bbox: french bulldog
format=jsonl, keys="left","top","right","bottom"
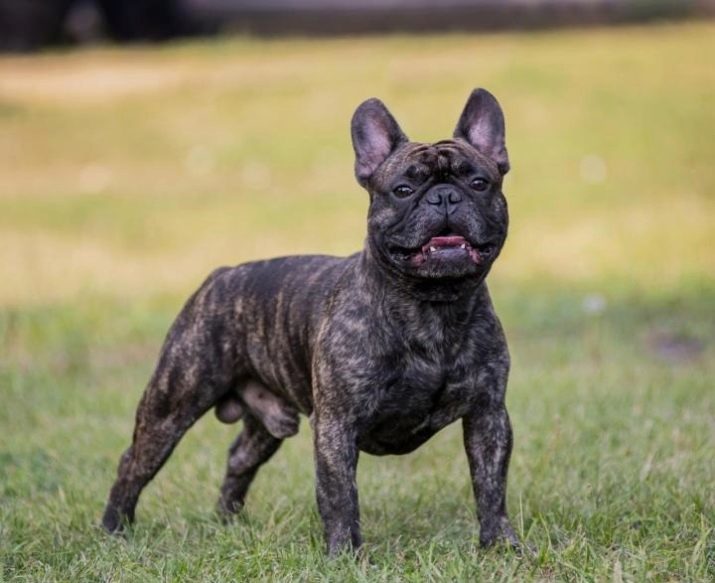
{"left": 102, "top": 88, "right": 519, "bottom": 556}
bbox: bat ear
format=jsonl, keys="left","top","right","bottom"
{"left": 454, "top": 88, "right": 509, "bottom": 174}
{"left": 351, "top": 98, "right": 408, "bottom": 186}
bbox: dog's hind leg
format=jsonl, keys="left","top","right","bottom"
{"left": 102, "top": 270, "right": 238, "bottom": 533}
{"left": 217, "top": 413, "right": 283, "bottom": 517}
{"left": 101, "top": 353, "right": 226, "bottom": 533}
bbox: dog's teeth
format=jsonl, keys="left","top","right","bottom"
{"left": 429, "top": 246, "right": 437, "bottom": 253}
{"left": 460, "top": 243, "right": 467, "bottom": 249}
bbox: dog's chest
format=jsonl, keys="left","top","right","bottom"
{"left": 356, "top": 348, "right": 474, "bottom": 456}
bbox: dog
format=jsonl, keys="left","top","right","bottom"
{"left": 102, "top": 88, "right": 519, "bottom": 556}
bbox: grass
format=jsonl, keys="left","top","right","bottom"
{"left": 1, "top": 21, "right": 714, "bottom": 581}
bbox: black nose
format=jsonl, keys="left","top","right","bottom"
{"left": 426, "top": 185, "right": 463, "bottom": 213}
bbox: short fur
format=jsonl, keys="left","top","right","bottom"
{"left": 102, "top": 88, "right": 519, "bottom": 556}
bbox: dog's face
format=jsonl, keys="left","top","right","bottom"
{"left": 352, "top": 89, "right": 509, "bottom": 282}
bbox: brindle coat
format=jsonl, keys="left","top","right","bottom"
{"left": 102, "top": 88, "right": 519, "bottom": 556}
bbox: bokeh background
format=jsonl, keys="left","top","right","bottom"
{"left": 1, "top": 3, "right": 713, "bottom": 580}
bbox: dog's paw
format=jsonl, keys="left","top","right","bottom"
{"left": 479, "top": 517, "right": 521, "bottom": 551}
{"left": 216, "top": 497, "right": 245, "bottom": 523}
{"left": 101, "top": 505, "right": 129, "bottom": 534}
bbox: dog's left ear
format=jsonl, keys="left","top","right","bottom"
{"left": 351, "top": 98, "right": 408, "bottom": 187}
{"left": 454, "top": 88, "right": 509, "bottom": 174}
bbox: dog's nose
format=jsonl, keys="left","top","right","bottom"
{"left": 426, "top": 186, "right": 462, "bottom": 213}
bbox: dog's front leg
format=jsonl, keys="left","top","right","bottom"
{"left": 463, "top": 404, "right": 520, "bottom": 549}
{"left": 313, "top": 414, "right": 361, "bottom": 556}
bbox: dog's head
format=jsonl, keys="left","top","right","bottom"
{"left": 352, "top": 89, "right": 509, "bottom": 288}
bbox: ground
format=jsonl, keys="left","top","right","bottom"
{"left": 0, "top": 22, "right": 713, "bottom": 581}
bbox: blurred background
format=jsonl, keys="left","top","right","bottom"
{"left": 1, "top": 2, "right": 713, "bottom": 579}
{"left": 1, "top": 2, "right": 713, "bottom": 301}
{"left": 2, "top": 0, "right": 715, "bottom": 51}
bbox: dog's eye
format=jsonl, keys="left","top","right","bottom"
{"left": 470, "top": 177, "right": 490, "bottom": 192}
{"left": 393, "top": 185, "right": 414, "bottom": 198}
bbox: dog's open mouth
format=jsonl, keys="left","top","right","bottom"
{"left": 404, "top": 235, "right": 495, "bottom": 266}
{"left": 420, "top": 235, "right": 479, "bottom": 264}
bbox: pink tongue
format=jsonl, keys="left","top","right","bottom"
{"left": 426, "top": 236, "right": 467, "bottom": 248}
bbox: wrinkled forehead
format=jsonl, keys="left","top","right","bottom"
{"left": 391, "top": 139, "right": 501, "bottom": 181}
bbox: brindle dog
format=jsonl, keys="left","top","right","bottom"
{"left": 103, "top": 88, "right": 519, "bottom": 556}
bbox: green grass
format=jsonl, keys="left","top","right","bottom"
{"left": 1, "top": 22, "right": 714, "bottom": 581}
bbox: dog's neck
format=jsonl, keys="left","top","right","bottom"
{"left": 356, "top": 248, "right": 492, "bottom": 350}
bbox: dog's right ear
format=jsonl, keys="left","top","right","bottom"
{"left": 454, "top": 88, "right": 509, "bottom": 175}
{"left": 351, "top": 98, "right": 408, "bottom": 187}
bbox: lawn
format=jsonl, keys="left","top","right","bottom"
{"left": 1, "top": 22, "right": 713, "bottom": 581}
